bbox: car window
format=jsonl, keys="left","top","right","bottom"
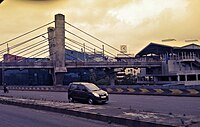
{"left": 77, "top": 85, "right": 87, "bottom": 91}
{"left": 69, "top": 84, "right": 77, "bottom": 90}
{"left": 85, "top": 83, "right": 100, "bottom": 91}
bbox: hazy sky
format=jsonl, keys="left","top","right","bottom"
{"left": 0, "top": 0, "right": 200, "bottom": 56}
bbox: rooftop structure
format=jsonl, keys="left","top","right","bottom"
{"left": 136, "top": 43, "right": 200, "bottom": 86}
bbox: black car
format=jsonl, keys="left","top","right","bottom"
{"left": 68, "top": 82, "right": 109, "bottom": 104}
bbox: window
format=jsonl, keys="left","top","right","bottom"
{"left": 180, "top": 75, "right": 185, "bottom": 81}
{"left": 77, "top": 85, "right": 87, "bottom": 91}
{"left": 84, "top": 83, "right": 100, "bottom": 91}
{"left": 187, "top": 75, "right": 196, "bottom": 81}
{"left": 69, "top": 84, "right": 77, "bottom": 90}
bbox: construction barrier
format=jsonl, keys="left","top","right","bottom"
{"left": 1, "top": 86, "right": 200, "bottom": 97}
{"left": 102, "top": 87, "right": 200, "bottom": 97}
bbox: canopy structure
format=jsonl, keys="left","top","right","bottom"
{"left": 136, "top": 43, "right": 200, "bottom": 57}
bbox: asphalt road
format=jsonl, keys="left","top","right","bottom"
{"left": 1, "top": 90, "right": 200, "bottom": 116}
{"left": 0, "top": 104, "right": 124, "bottom": 127}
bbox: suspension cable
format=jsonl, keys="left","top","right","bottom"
{"left": 22, "top": 44, "right": 48, "bottom": 57}
{"left": 65, "top": 37, "right": 115, "bottom": 59}
{"left": 31, "top": 49, "right": 49, "bottom": 58}
{"left": 12, "top": 39, "right": 48, "bottom": 56}
{"left": 65, "top": 30, "right": 116, "bottom": 57}
{"left": 65, "top": 21, "right": 129, "bottom": 56}
{"left": 66, "top": 42, "right": 82, "bottom": 51}
{"left": 0, "top": 32, "right": 48, "bottom": 55}
{"left": 0, "top": 21, "right": 54, "bottom": 47}
{"left": 65, "top": 37, "right": 94, "bottom": 53}
{"left": 65, "top": 45, "right": 83, "bottom": 62}
{"left": 65, "top": 45, "right": 75, "bottom": 51}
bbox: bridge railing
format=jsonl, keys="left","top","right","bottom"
{"left": 169, "top": 54, "right": 200, "bottom": 61}
{"left": 0, "top": 60, "right": 162, "bottom": 68}
{"left": 0, "top": 61, "right": 53, "bottom": 68}
{"left": 65, "top": 61, "right": 162, "bottom": 68}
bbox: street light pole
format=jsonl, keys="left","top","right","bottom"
{"left": 1, "top": 60, "right": 4, "bottom": 86}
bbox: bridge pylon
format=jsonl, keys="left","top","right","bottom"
{"left": 48, "top": 14, "right": 67, "bottom": 86}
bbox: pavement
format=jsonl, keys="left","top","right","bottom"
{"left": 0, "top": 95, "right": 200, "bottom": 127}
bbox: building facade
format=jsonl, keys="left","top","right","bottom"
{"left": 136, "top": 43, "right": 200, "bottom": 86}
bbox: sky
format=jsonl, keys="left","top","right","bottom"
{"left": 0, "top": 0, "right": 200, "bottom": 57}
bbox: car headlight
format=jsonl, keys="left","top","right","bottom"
{"left": 105, "top": 92, "right": 108, "bottom": 96}
{"left": 93, "top": 92, "right": 100, "bottom": 97}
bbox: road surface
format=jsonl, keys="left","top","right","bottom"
{"left": 0, "top": 104, "right": 124, "bottom": 127}
{"left": 1, "top": 90, "right": 200, "bottom": 116}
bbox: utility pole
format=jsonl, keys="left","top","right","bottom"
{"left": 102, "top": 45, "right": 104, "bottom": 60}
{"left": 83, "top": 43, "right": 86, "bottom": 62}
{"left": 7, "top": 43, "right": 9, "bottom": 54}
{"left": 1, "top": 60, "right": 3, "bottom": 85}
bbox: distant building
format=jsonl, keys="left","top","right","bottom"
{"left": 136, "top": 43, "right": 200, "bottom": 86}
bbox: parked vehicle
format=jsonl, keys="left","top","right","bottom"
{"left": 68, "top": 82, "right": 109, "bottom": 104}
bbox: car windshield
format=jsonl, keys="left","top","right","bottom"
{"left": 85, "top": 83, "right": 100, "bottom": 91}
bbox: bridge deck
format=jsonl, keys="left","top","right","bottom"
{"left": 0, "top": 61, "right": 162, "bottom": 69}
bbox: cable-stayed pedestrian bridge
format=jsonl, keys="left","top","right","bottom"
{"left": 0, "top": 14, "right": 161, "bottom": 85}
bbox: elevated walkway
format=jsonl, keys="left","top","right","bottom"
{"left": 0, "top": 60, "right": 162, "bottom": 69}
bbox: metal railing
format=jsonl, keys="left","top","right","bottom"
{"left": 0, "top": 60, "right": 162, "bottom": 69}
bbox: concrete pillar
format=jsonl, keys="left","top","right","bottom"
{"left": 109, "top": 73, "right": 116, "bottom": 86}
{"left": 181, "top": 52, "right": 183, "bottom": 59}
{"left": 48, "top": 27, "right": 56, "bottom": 85}
{"left": 177, "top": 75, "right": 180, "bottom": 81}
{"left": 53, "top": 14, "right": 67, "bottom": 86}
{"left": 55, "top": 14, "right": 65, "bottom": 68}
{"left": 196, "top": 74, "right": 198, "bottom": 81}
{"left": 169, "top": 77, "right": 172, "bottom": 81}
{"left": 48, "top": 27, "right": 56, "bottom": 62}
{"left": 153, "top": 76, "right": 158, "bottom": 82}
{"left": 185, "top": 75, "right": 187, "bottom": 81}
{"left": 107, "top": 68, "right": 116, "bottom": 86}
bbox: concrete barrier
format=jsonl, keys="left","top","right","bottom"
{"left": 1, "top": 86, "right": 200, "bottom": 97}
{"left": 101, "top": 87, "right": 200, "bottom": 97}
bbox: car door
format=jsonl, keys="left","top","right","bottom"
{"left": 68, "top": 84, "right": 79, "bottom": 100}
{"left": 77, "top": 85, "right": 89, "bottom": 101}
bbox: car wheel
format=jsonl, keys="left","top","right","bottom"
{"left": 88, "top": 98, "right": 94, "bottom": 105}
{"left": 69, "top": 97, "right": 74, "bottom": 103}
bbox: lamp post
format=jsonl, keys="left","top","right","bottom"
{"left": 1, "top": 59, "right": 4, "bottom": 86}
